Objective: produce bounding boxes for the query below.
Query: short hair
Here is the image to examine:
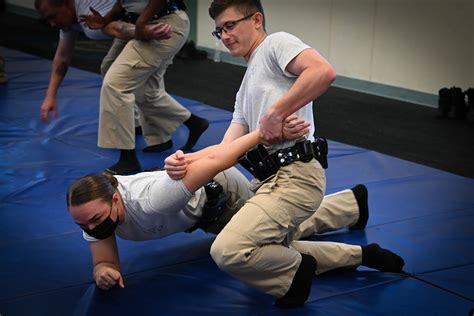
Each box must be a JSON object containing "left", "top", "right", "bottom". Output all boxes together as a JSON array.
[{"left": 209, "top": 0, "right": 265, "bottom": 28}]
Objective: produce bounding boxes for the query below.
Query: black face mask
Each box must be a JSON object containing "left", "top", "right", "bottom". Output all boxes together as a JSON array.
[{"left": 83, "top": 208, "right": 119, "bottom": 240}]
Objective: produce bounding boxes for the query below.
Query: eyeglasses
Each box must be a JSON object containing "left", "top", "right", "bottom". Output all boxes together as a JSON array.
[{"left": 211, "top": 12, "right": 256, "bottom": 40}]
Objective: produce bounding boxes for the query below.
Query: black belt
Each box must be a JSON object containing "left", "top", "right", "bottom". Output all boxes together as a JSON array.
[
  {"left": 238, "top": 138, "right": 328, "bottom": 181},
  {"left": 122, "top": 1, "right": 182, "bottom": 24}
]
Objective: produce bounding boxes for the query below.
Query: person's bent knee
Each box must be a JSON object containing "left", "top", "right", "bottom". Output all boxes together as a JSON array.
[
  {"left": 210, "top": 233, "right": 228, "bottom": 268},
  {"left": 101, "top": 72, "right": 123, "bottom": 93},
  {"left": 210, "top": 230, "right": 244, "bottom": 271}
]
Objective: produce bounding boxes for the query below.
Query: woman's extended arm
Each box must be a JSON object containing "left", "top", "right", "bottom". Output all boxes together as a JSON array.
[
  {"left": 165, "top": 115, "right": 310, "bottom": 181},
  {"left": 89, "top": 235, "right": 124, "bottom": 290},
  {"left": 181, "top": 131, "right": 260, "bottom": 192}
]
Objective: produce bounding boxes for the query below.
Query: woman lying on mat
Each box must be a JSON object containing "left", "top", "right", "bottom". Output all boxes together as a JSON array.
[{"left": 67, "top": 116, "right": 404, "bottom": 291}]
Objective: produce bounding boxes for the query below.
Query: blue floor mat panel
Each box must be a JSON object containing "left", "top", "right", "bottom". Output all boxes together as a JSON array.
[
  {"left": 310, "top": 208, "right": 474, "bottom": 274},
  {"left": 1, "top": 47, "right": 473, "bottom": 315},
  {"left": 418, "top": 264, "right": 474, "bottom": 301},
  {"left": 269, "top": 277, "right": 474, "bottom": 316}
]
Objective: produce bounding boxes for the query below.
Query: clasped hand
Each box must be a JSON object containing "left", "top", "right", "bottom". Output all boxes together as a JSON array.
[{"left": 79, "top": 7, "right": 172, "bottom": 41}]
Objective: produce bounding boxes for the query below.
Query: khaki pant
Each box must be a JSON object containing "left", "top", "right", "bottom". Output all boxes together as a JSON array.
[
  {"left": 210, "top": 160, "right": 362, "bottom": 298},
  {"left": 98, "top": 11, "right": 191, "bottom": 149},
  {"left": 100, "top": 38, "right": 144, "bottom": 129}
]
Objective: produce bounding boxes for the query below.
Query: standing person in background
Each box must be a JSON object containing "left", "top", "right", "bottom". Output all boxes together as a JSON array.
[
  {"left": 35, "top": 0, "right": 171, "bottom": 129},
  {"left": 81, "top": 0, "right": 209, "bottom": 175}
]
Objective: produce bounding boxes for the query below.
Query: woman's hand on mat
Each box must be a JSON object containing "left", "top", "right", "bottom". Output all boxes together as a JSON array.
[
  {"left": 144, "top": 23, "right": 172, "bottom": 41},
  {"left": 95, "top": 266, "right": 125, "bottom": 290},
  {"left": 40, "top": 96, "right": 58, "bottom": 123},
  {"left": 282, "top": 115, "right": 310, "bottom": 140},
  {"left": 164, "top": 150, "right": 187, "bottom": 180},
  {"left": 79, "top": 7, "right": 106, "bottom": 30}
]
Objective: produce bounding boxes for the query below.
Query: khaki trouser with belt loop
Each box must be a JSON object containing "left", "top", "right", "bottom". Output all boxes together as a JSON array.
[
  {"left": 210, "top": 160, "right": 363, "bottom": 298},
  {"left": 98, "top": 11, "right": 191, "bottom": 149}
]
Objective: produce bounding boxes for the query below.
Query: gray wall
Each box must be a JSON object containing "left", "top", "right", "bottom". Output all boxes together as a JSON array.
[{"left": 197, "top": 0, "right": 473, "bottom": 106}]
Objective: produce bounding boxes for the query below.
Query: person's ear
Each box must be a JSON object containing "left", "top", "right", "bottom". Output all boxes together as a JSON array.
[
  {"left": 253, "top": 12, "right": 264, "bottom": 29},
  {"left": 112, "top": 192, "right": 120, "bottom": 204}
]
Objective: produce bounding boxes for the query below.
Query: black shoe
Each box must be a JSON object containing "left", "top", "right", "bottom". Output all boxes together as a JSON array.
[
  {"left": 274, "top": 254, "right": 317, "bottom": 309},
  {"left": 466, "top": 88, "right": 474, "bottom": 108},
  {"left": 104, "top": 149, "right": 141, "bottom": 175},
  {"left": 143, "top": 140, "right": 173, "bottom": 153},
  {"left": 361, "top": 243, "right": 405, "bottom": 272},
  {"left": 437, "top": 87, "right": 452, "bottom": 119},
  {"left": 135, "top": 126, "right": 143, "bottom": 136},
  {"left": 180, "top": 115, "right": 209, "bottom": 151},
  {"left": 452, "top": 86, "right": 468, "bottom": 120},
  {"left": 105, "top": 161, "right": 141, "bottom": 175},
  {"left": 350, "top": 184, "right": 369, "bottom": 230}
]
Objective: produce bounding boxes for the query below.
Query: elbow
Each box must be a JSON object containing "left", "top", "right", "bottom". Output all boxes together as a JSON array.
[{"left": 325, "top": 64, "right": 336, "bottom": 85}]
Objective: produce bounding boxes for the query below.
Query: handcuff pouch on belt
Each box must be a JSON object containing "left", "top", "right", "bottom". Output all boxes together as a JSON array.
[
  {"left": 312, "top": 136, "right": 328, "bottom": 169},
  {"left": 186, "top": 180, "right": 236, "bottom": 235},
  {"left": 238, "top": 138, "right": 329, "bottom": 182}
]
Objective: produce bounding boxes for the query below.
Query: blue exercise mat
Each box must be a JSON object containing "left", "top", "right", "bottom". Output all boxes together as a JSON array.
[{"left": 1, "top": 47, "right": 473, "bottom": 315}]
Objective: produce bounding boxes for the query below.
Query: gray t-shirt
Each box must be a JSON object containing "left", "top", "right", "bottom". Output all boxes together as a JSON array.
[
  {"left": 232, "top": 32, "right": 316, "bottom": 152},
  {"left": 60, "top": 0, "right": 114, "bottom": 41},
  {"left": 83, "top": 171, "right": 205, "bottom": 242}
]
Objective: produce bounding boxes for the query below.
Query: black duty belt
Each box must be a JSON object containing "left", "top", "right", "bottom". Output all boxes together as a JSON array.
[
  {"left": 122, "top": 1, "right": 185, "bottom": 24},
  {"left": 238, "top": 138, "right": 328, "bottom": 181}
]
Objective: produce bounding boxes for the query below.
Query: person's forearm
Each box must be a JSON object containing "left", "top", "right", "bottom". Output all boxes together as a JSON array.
[
  {"left": 90, "top": 237, "right": 122, "bottom": 281},
  {"left": 220, "top": 122, "right": 249, "bottom": 144},
  {"left": 187, "top": 131, "right": 259, "bottom": 168},
  {"left": 183, "top": 145, "right": 220, "bottom": 164},
  {"left": 46, "top": 59, "right": 69, "bottom": 98},
  {"left": 269, "top": 65, "right": 336, "bottom": 120},
  {"left": 46, "top": 40, "right": 75, "bottom": 98},
  {"left": 103, "top": 21, "right": 136, "bottom": 40},
  {"left": 213, "top": 130, "right": 260, "bottom": 166},
  {"left": 183, "top": 131, "right": 260, "bottom": 192}
]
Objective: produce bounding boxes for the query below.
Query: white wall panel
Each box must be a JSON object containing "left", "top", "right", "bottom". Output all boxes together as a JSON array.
[
  {"left": 329, "top": 0, "right": 375, "bottom": 81},
  {"left": 372, "top": 0, "right": 472, "bottom": 93}
]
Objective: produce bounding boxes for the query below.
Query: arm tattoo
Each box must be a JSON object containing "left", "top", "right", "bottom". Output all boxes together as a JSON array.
[
  {"left": 118, "top": 24, "right": 136, "bottom": 39},
  {"left": 56, "top": 62, "right": 69, "bottom": 77}
]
